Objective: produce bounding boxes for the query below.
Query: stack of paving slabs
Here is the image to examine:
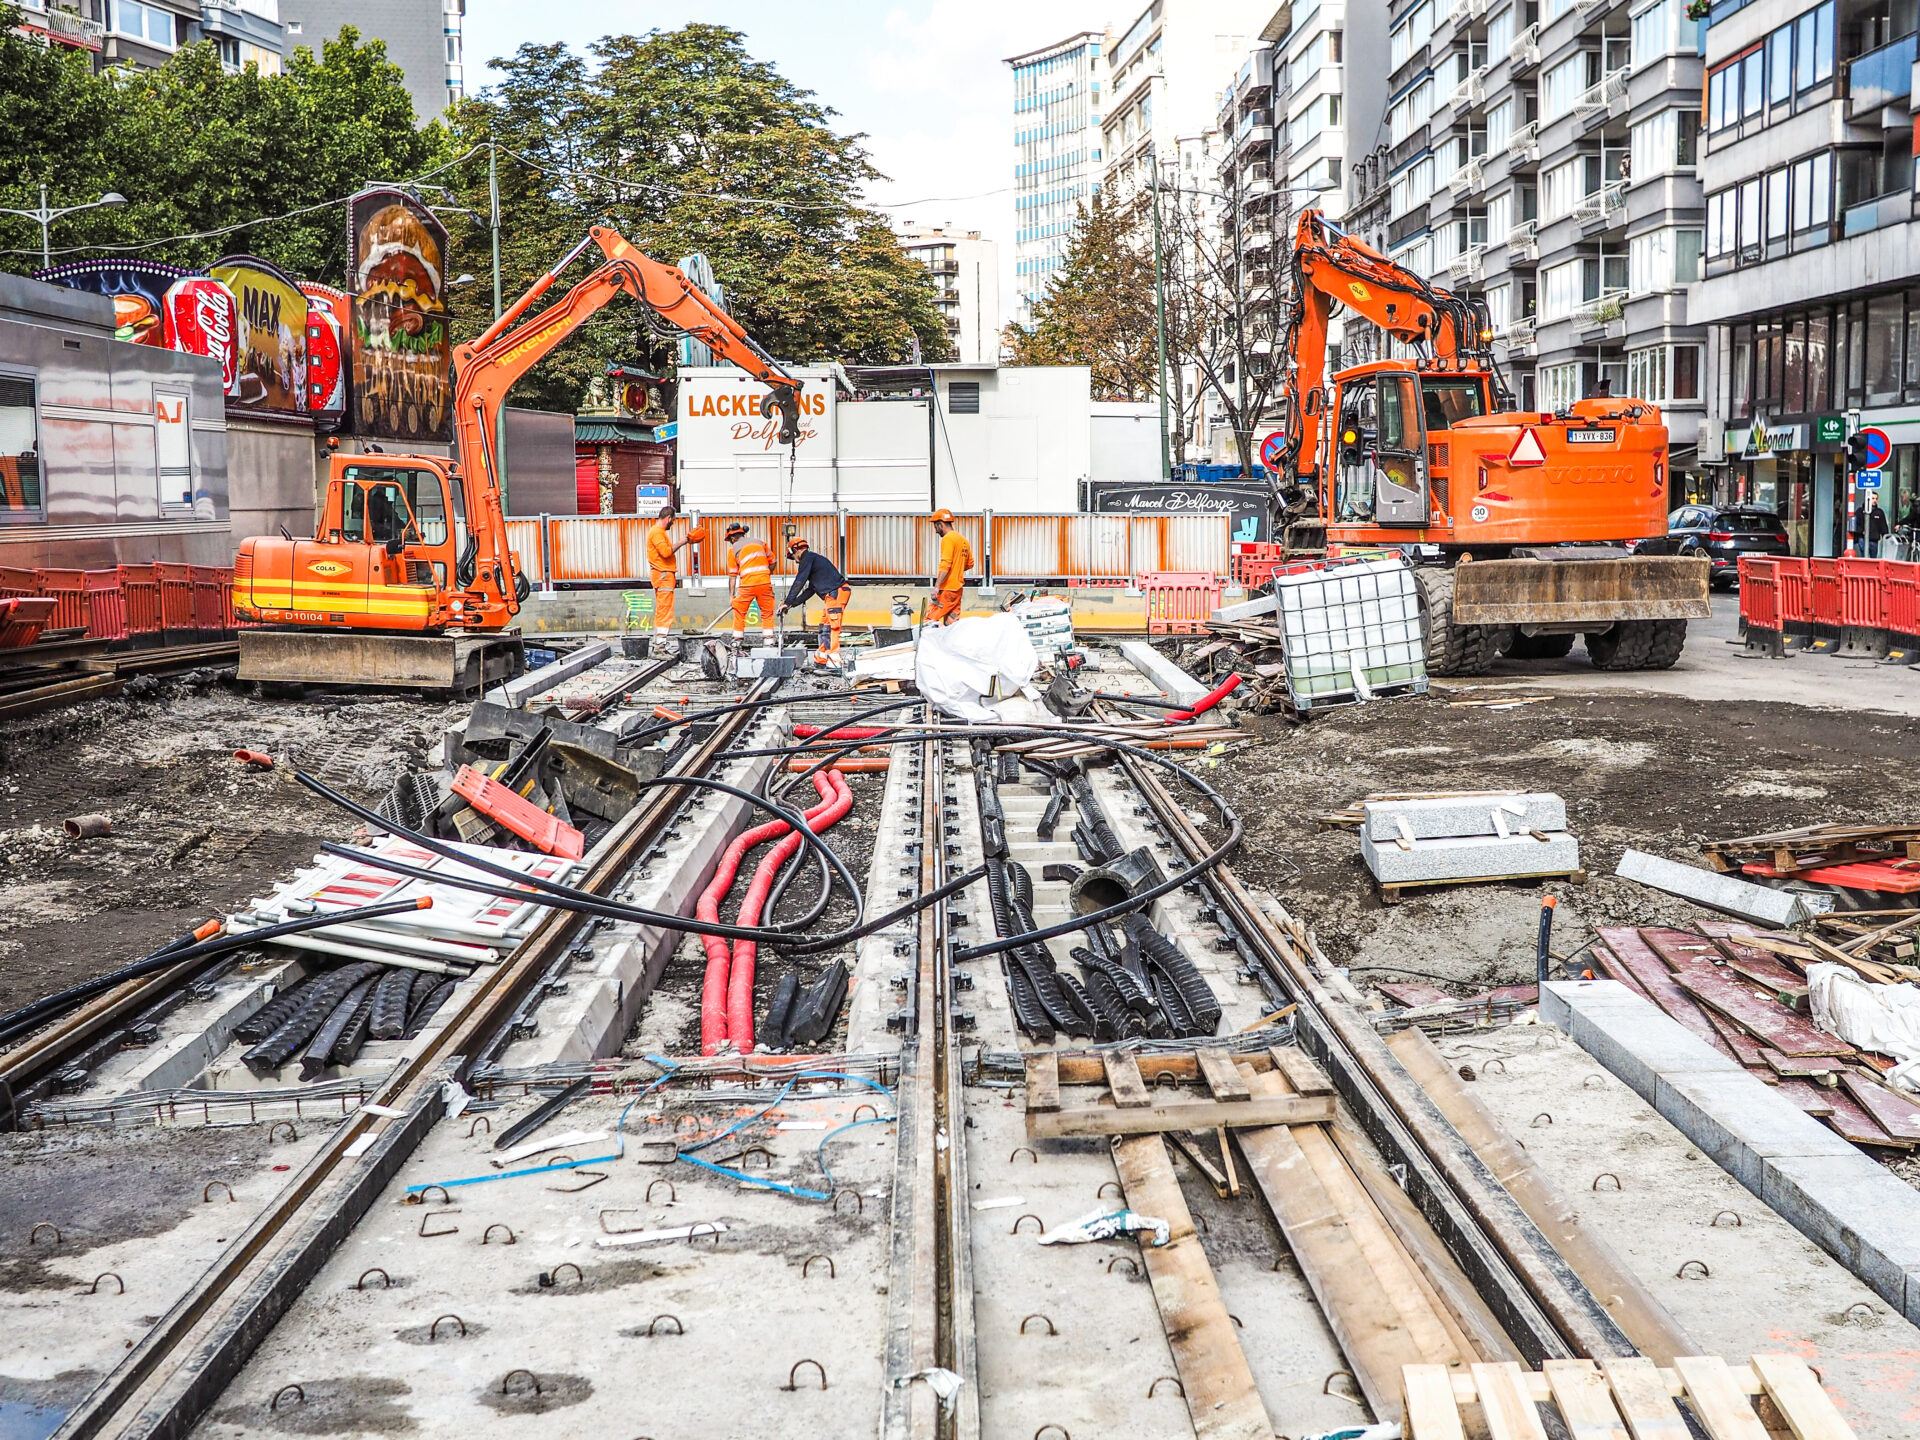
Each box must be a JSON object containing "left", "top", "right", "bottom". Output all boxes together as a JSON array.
[
  {"left": 1589, "top": 922, "right": 1920, "bottom": 1150},
  {"left": 1359, "top": 792, "right": 1580, "bottom": 900}
]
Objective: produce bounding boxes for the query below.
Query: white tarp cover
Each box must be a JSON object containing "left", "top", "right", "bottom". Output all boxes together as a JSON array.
[
  {"left": 1808, "top": 961, "right": 1920, "bottom": 1092},
  {"left": 915, "top": 613, "right": 1039, "bottom": 721}
]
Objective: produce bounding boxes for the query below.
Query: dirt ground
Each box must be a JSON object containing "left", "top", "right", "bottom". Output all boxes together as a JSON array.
[
  {"left": 1208, "top": 688, "right": 1920, "bottom": 995},
  {"left": 0, "top": 675, "right": 456, "bottom": 1015}
]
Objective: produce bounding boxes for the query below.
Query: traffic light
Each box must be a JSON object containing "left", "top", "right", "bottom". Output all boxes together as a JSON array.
[{"left": 1846, "top": 432, "right": 1873, "bottom": 469}]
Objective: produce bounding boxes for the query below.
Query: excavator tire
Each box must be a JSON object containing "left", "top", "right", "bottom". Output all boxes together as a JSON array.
[
  {"left": 1503, "top": 631, "right": 1577, "bottom": 660},
  {"left": 1416, "top": 568, "right": 1499, "bottom": 677},
  {"left": 1584, "top": 621, "right": 1656, "bottom": 670},
  {"left": 1643, "top": 619, "right": 1687, "bottom": 670}
]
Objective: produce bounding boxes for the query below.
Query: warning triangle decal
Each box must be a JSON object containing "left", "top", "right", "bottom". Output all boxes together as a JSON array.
[{"left": 1508, "top": 428, "right": 1547, "bottom": 466}]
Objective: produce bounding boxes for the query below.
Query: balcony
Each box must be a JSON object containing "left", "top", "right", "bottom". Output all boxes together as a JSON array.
[
  {"left": 1575, "top": 179, "right": 1627, "bottom": 226},
  {"left": 1511, "top": 23, "right": 1541, "bottom": 72},
  {"left": 1845, "top": 33, "right": 1916, "bottom": 121},
  {"left": 929, "top": 259, "right": 960, "bottom": 276},
  {"left": 1446, "top": 244, "right": 1488, "bottom": 283},
  {"left": 14, "top": 1, "right": 104, "bottom": 48},
  {"left": 1506, "top": 218, "right": 1539, "bottom": 260},
  {"left": 1446, "top": 157, "right": 1485, "bottom": 197},
  {"left": 1502, "top": 317, "right": 1538, "bottom": 356},
  {"left": 1573, "top": 287, "right": 1629, "bottom": 330},
  {"left": 1509, "top": 121, "right": 1540, "bottom": 162},
  {"left": 1575, "top": 68, "right": 1630, "bottom": 119},
  {"left": 1450, "top": 66, "right": 1487, "bottom": 109},
  {"left": 1842, "top": 188, "right": 1911, "bottom": 237},
  {"left": 1467, "top": 0, "right": 1490, "bottom": 17}
]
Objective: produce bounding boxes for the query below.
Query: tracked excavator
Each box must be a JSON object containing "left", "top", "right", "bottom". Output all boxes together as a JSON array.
[
  {"left": 233, "top": 226, "right": 803, "bottom": 693},
  {"left": 1273, "top": 211, "right": 1708, "bottom": 674}
]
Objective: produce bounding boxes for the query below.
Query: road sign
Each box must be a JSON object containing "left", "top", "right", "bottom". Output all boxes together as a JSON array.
[
  {"left": 653, "top": 420, "right": 678, "bottom": 442},
  {"left": 1858, "top": 468, "right": 1883, "bottom": 489},
  {"left": 1815, "top": 415, "right": 1846, "bottom": 444},
  {"left": 1508, "top": 428, "right": 1547, "bottom": 466},
  {"left": 1260, "top": 431, "right": 1287, "bottom": 470},
  {"left": 1859, "top": 426, "right": 1892, "bottom": 469}
]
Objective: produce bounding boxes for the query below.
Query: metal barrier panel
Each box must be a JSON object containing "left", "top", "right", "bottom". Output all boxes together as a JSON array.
[
  {"left": 1837, "top": 558, "right": 1888, "bottom": 628},
  {"left": 504, "top": 519, "right": 542, "bottom": 586},
  {"left": 690, "top": 514, "right": 839, "bottom": 577},
  {"left": 547, "top": 515, "right": 642, "bottom": 583},
  {"left": 1060, "top": 514, "right": 1135, "bottom": 579},
  {"left": 1738, "top": 557, "right": 1781, "bottom": 633},
  {"left": 846, "top": 513, "right": 934, "bottom": 577},
  {"left": 1887, "top": 561, "right": 1920, "bottom": 637},
  {"left": 1774, "top": 557, "right": 1812, "bottom": 626},
  {"left": 1808, "top": 557, "right": 1840, "bottom": 627},
  {"left": 1160, "top": 515, "right": 1233, "bottom": 576}
]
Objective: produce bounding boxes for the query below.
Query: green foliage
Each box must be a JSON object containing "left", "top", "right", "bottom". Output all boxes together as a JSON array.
[
  {"left": 0, "top": 11, "right": 442, "bottom": 283},
  {"left": 1004, "top": 189, "right": 1160, "bottom": 402},
  {"left": 441, "top": 24, "right": 952, "bottom": 411}
]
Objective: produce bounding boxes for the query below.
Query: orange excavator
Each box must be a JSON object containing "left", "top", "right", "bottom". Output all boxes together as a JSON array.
[
  {"left": 234, "top": 226, "right": 802, "bottom": 692},
  {"left": 1276, "top": 211, "right": 1708, "bottom": 674}
]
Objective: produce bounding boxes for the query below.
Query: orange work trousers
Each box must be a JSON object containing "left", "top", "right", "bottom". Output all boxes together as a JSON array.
[
  {"left": 812, "top": 584, "right": 852, "bottom": 654},
  {"left": 731, "top": 583, "right": 777, "bottom": 637},
  {"left": 650, "top": 569, "right": 676, "bottom": 631},
  {"left": 927, "top": 587, "right": 963, "bottom": 625}
]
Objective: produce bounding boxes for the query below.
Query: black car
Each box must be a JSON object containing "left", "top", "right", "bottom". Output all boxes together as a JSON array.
[{"left": 1634, "top": 505, "right": 1790, "bottom": 588}]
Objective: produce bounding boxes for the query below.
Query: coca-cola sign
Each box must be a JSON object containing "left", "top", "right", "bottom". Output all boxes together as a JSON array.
[{"left": 163, "top": 276, "right": 240, "bottom": 395}]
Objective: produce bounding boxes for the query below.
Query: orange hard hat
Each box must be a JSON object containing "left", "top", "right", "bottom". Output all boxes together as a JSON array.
[{"left": 930, "top": 509, "right": 955, "bottom": 523}]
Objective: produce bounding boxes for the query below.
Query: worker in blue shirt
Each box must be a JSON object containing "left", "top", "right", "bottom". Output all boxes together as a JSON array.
[{"left": 778, "top": 536, "right": 852, "bottom": 666}]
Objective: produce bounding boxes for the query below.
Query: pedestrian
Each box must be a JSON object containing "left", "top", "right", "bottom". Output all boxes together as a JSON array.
[
  {"left": 723, "top": 521, "right": 777, "bottom": 648},
  {"left": 778, "top": 536, "right": 852, "bottom": 668},
  {"left": 644, "top": 504, "right": 699, "bottom": 656},
  {"left": 1853, "top": 493, "right": 1891, "bottom": 558},
  {"left": 927, "top": 509, "right": 972, "bottom": 626}
]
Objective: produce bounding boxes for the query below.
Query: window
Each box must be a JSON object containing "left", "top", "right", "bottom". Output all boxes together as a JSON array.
[
  {"left": 1790, "top": 151, "right": 1831, "bottom": 230},
  {"left": 1487, "top": 6, "right": 1514, "bottom": 58},
  {"left": 339, "top": 483, "right": 367, "bottom": 543},
  {"left": 1630, "top": 110, "right": 1683, "bottom": 180},
  {"left": 1541, "top": 258, "right": 1584, "bottom": 320},
  {"left": 344, "top": 465, "right": 447, "bottom": 545},
  {"left": 0, "top": 374, "right": 41, "bottom": 521},
  {"left": 1767, "top": 27, "right": 1792, "bottom": 105},
  {"left": 1541, "top": 54, "right": 1589, "bottom": 123},
  {"left": 1485, "top": 282, "right": 1511, "bottom": 331},
  {"left": 1486, "top": 99, "right": 1513, "bottom": 155},
  {"left": 1487, "top": 189, "right": 1513, "bottom": 243},
  {"left": 112, "top": 0, "right": 177, "bottom": 46},
  {"left": 1802, "top": 1, "right": 1833, "bottom": 88},
  {"left": 1628, "top": 345, "right": 1669, "bottom": 402},
  {"left": 1423, "top": 379, "right": 1487, "bottom": 429},
  {"left": 1674, "top": 345, "right": 1700, "bottom": 400},
  {"left": 1541, "top": 158, "right": 1583, "bottom": 219},
  {"left": 446, "top": 34, "right": 463, "bottom": 63},
  {"left": 1388, "top": 78, "right": 1434, "bottom": 146},
  {"left": 1630, "top": 0, "right": 1698, "bottom": 67},
  {"left": 1766, "top": 167, "right": 1789, "bottom": 243},
  {"left": 1868, "top": 298, "right": 1903, "bottom": 404},
  {"left": 1389, "top": 155, "right": 1436, "bottom": 217},
  {"left": 947, "top": 382, "right": 981, "bottom": 414},
  {"left": 1630, "top": 229, "right": 1675, "bottom": 293},
  {"left": 1540, "top": 362, "right": 1580, "bottom": 409},
  {"left": 155, "top": 389, "right": 191, "bottom": 508},
  {"left": 1391, "top": 2, "right": 1432, "bottom": 70}
]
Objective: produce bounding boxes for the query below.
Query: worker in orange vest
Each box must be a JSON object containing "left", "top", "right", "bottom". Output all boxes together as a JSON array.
[
  {"left": 779, "top": 536, "right": 851, "bottom": 667},
  {"left": 645, "top": 504, "right": 698, "bottom": 656},
  {"left": 723, "top": 521, "right": 777, "bottom": 647},
  {"left": 928, "top": 509, "right": 971, "bottom": 625}
]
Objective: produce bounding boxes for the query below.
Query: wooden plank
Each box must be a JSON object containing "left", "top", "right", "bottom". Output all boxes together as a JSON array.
[
  {"left": 1102, "top": 1049, "right": 1152, "bottom": 1107},
  {"left": 1053, "top": 1051, "right": 1274, "bottom": 1085},
  {"left": 1762, "top": 1050, "right": 1844, "bottom": 1079},
  {"left": 1770, "top": 1079, "right": 1837, "bottom": 1119},
  {"left": 1543, "top": 1359, "right": 1629, "bottom": 1439},
  {"left": 1839, "top": 1072, "right": 1920, "bottom": 1142},
  {"left": 1377, "top": 981, "right": 1456, "bottom": 1007},
  {"left": 1027, "top": 1093, "right": 1336, "bottom": 1139},
  {"left": 1598, "top": 1356, "right": 1691, "bottom": 1440},
  {"left": 1596, "top": 929, "right": 1740, "bottom": 1060},
  {"left": 1749, "top": 1352, "right": 1859, "bottom": 1440},
  {"left": 1195, "top": 1046, "right": 1251, "bottom": 1101},
  {"left": 1270, "top": 1044, "right": 1335, "bottom": 1096},
  {"left": 1817, "top": 1084, "right": 1909, "bottom": 1149},
  {"left": 1670, "top": 968, "right": 1854, "bottom": 1058},
  {"left": 1710, "top": 940, "right": 1807, "bottom": 991},
  {"left": 1590, "top": 941, "right": 1655, "bottom": 1000},
  {"left": 1111, "top": 1135, "right": 1271, "bottom": 1440},
  {"left": 1216, "top": 1127, "right": 1239, "bottom": 1196},
  {"left": 1473, "top": 1361, "right": 1551, "bottom": 1440},
  {"left": 1672, "top": 1356, "right": 1770, "bottom": 1440},
  {"left": 1165, "top": 1130, "right": 1232, "bottom": 1197},
  {"left": 1699, "top": 1006, "right": 1769, "bottom": 1069},
  {"left": 1402, "top": 1365, "right": 1467, "bottom": 1440},
  {"left": 1023, "top": 1051, "right": 1060, "bottom": 1114}
]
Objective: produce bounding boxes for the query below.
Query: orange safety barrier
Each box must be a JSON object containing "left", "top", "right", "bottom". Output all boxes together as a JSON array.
[
  {"left": 450, "top": 764, "right": 584, "bottom": 859},
  {"left": 188, "top": 565, "right": 224, "bottom": 632},
  {"left": 1774, "top": 557, "right": 1812, "bottom": 630},
  {"left": 1808, "top": 557, "right": 1841, "bottom": 631},
  {"left": 34, "top": 569, "right": 89, "bottom": 633},
  {"left": 0, "top": 595, "right": 57, "bottom": 649},
  {"left": 1737, "top": 556, "right": 1782, "bottom": 652},
  {"left": 155, "top": 563, "right": 195, "bottom": 633},
  {"left": 83, "top": 570, "right": 127, "bottom": 641},
  {"left": 0, "top": 566, "right": 37, "bottom": 599},
  {"left": 118, "top": 564, "right": 162, "bottom": 636},
  {"left": 1887, "top": 561, "right": 1920, "bottom": 640},
  {"left": 1140, "top": 570, "right": 1223, "bottom": 635},
  {"left": 1837, "top": 558, "right": 1888, "bottom": 630}
]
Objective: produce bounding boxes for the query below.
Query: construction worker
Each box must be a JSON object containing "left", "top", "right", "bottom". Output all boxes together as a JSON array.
[
  {"left": 645, "top": 504, "right": 698, "bottom": 655},
  {"left": 928, "top": 508, "right": 972, "bottom": 625},
  {"left": 723, "top": 521, "right": 777, "bottom": 647},
  {"left": 779, "top": 536, "right": 852, "bottom": 667}
]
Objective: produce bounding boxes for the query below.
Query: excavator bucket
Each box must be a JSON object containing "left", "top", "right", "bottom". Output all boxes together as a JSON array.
[
  {"left": 237, "top": 629, "right": 525, "bottom": 698},
  {"left": 1451, "top": 555, "right": 1711, "bottom": 627}
]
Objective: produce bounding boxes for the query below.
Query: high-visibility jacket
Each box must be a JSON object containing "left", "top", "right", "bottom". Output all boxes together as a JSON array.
[
  {"left": 646, "top": 523, "right": 677, "bottom": 574},
  {"left": 937, "top": 529, "right": 972, "bottom": 590},
  {"left": 727, "top": 540, "right": 773, "bottom": 585}
]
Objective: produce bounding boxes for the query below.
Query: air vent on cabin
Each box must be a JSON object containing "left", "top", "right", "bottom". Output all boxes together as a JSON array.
[{"left": 947, "top": 382, "right": 980, "bottom": 414}]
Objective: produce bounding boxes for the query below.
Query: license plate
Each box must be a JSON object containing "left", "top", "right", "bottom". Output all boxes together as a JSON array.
[{"left": 1566, "top": 428, "right": 1616, "bottom": 444}]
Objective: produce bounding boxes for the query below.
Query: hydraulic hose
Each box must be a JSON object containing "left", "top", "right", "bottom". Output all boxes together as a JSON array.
[{"left": 728, "top": 770, "right": 853, "bottom": 1052}]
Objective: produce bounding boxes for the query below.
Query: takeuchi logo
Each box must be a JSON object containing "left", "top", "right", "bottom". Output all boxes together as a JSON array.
[{"left": 306, "top": 560, "right": 352, "bottom": 576}]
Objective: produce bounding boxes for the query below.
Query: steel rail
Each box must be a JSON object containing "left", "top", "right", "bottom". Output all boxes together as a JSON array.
[
  {"left": 1090, "top": 698, "right": 1637, "bottom": 1367},
  {"left": 51, "top": 676, "right": 784, "bottom": 1440}
]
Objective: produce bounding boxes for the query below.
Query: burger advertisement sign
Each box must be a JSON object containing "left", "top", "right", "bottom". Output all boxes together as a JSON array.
[{"left": 348, "top": 188, "right": 452, "bottom": 444}]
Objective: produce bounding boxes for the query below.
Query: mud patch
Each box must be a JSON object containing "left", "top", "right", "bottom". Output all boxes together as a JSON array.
[
  {"left": 392, "top": 1318, "right": 488, "bottom": 1344},
  {"left": 211, "top": 1375, "right": 415, "bottom": 1435},
  {"left": 507, "top": 1256, "right": 665, "bottom": 1295},
  {"left": 475, "top": 1371, "right": 591, "bottom": 1415}
]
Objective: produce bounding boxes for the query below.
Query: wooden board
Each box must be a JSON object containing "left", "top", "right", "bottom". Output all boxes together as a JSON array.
[
  {"left": 1111, "top": 1135, "right": 1271, "bottom": 1440},
  {"left": 1052, "top": 1051, "right": 1276, "bottom": 1085},
  {"left": 1761, "top": 1049, "right": 1844, "bottom": 1079},
  {"left": 1194, "top": 1046, "right": 1250, "bottom": 1101},
  {"left": 1589, "top": 941, "right": 1655, "bottom": 1000},
  {"left": 1473, "top": 1362, "right": 1551, "bottom": 1440},
  {"left": 1026, "top": 1092, "right": 1335, "bottom": 1140},
  {"left": 1670, "top": 1356, "right": 1770, "bottom": 1440},
  {"left": 1817, "top": 1084, "right": 1908, "bottom": 1149},
  {"left": 1023, "top": 1051, "right": 1059, "bottom": 1113},
  {"left": 1840, "top": 1071, "right": 1920, "bottom": 1142},
  {"left": 1750, "top": 1352, "right": 1860, "bottom": 1440},
  {"left": 1376, "top": 981, "right": 1455, "bottom": 1007},
  {"left": 1670, "top": 968, "right": 1853, "bottom": 1058},
  {"left": 1770, "top": 1078, "right": 1838, "bottom": 1119},
  {"left": 1102, "top": 1049, "right": 1151, "bottom": 1108},
  {"left": 1543, "top": 1359, "right": 1630, "bottom": 1440},
  {"left": 1270, "top": 1044, "right": 1335, "bottom": 1096},
  {"left": 1379, "top": 867, "right": 1585, "bottom": 903},
  {"left": 1594, "top": 929, "right": 1738, "bottom": 1061},
  {"left": 1596, "top": 1356, "right": 1690, "bottom": 1440},
  {"left": 1403, "top": 1364, "right": 1467, "bottom": 1440}
]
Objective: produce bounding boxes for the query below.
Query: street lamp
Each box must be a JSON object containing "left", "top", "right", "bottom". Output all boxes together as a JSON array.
[{"left": 0, "top": 186, "right": 127, "bottom": 269}]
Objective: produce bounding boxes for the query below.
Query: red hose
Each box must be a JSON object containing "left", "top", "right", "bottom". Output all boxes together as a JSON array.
[
  {"left": 1166, "top": 673, "right": 1241, "bottom": 723},
  {"left": 727, "top": 769, "right": 853, "bottom": 1051},
  {"left": 791, "top": 723, "right": 889, "bottom": 740}
]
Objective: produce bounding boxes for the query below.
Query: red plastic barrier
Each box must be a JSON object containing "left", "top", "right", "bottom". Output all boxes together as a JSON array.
[
  {"left": 449, "top": 765, "right": 584, "bottom": 859},
  {"left": 220, "top": 571, "right": 239, "bottom": 629},
  {"left": 1774, "top": 557, "right": 1812, "bottom": 627},
  {"left": 188, "top": 564, "right": 223, "bottom": 631},
  {"left": 0, "top": 596, "right": 57, "bottom": 648},
  {"left": 1808, "top": 557, "right": 1841, "bottom": 627},
  {"left": 1141, "top": 570, "right": 1224, "bottom": 635},
  {"left": 155, "top": 563, "right": 194, "bottom": 632},
  {"left": 34, "top": 569, "right": 88, "bottom": 633},
  {"left": 1738, "top": 556, "right": 1782, "bottom": 633},
  {"left": 0, "top": 566, "right": 37, "bottom": 599},
  {"left": 117, "top": 564, "right": 162, "bottom": 636},
  {"left": 1887, "top": 561, "right": 1920, "bottom": 637},
  {"left": 1837, "top": 558, "right": 1889, "bottom": 629},
  {"left": 83, "top": 570, "right": 127, "bottom": 641}
]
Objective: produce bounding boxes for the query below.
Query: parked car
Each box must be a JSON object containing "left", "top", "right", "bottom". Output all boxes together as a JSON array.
[{"left": 1633, "top": 505, "right": 1790, "bottom": 588}]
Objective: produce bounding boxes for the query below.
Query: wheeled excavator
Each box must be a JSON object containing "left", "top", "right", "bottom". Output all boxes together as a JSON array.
[
  {"left": 1274, "top": 211, "right": 1709, "bottom": 674},
  {"left": 233, "top": 227, "right": 803, "bottom": 693}
]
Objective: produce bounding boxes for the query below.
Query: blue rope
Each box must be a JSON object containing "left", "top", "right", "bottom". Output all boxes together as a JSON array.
[
  {"left": 676, "top": 1150, "right": 831, "bottom": 1201},
  {"left": 816, "top": 1114, "right": 896, "bottom": 1192}
]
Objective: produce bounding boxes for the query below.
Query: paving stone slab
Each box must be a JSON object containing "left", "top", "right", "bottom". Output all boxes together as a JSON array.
[
  {"left": 1363, "top": 792, "right": 1566, "bottom": 842},
  {"left": 1361, "top": 829, "right": 1580, "bottom": 884}
]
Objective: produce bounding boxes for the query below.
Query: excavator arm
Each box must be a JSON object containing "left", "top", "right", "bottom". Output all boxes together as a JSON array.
[
  {"left": 449, "top": 225, "right": 803, "bottom": 602},
  {"left": 1280, "top": 210, "right": 1491, "bottom": 486}
]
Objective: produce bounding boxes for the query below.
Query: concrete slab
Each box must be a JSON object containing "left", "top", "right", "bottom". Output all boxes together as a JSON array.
[
  {"left": 1544, "top": 978, "right": 1920, "bottom": 1326},
  {"left": 1615, "top": 849, "right": 1832, "bottom": 926},
  {"left": 1364, "top": 793, "right": 1566, "bottom": 842},
  {"left": 1361, "top": 829, "right": 1580, "bottom": 884},
  {"left": 1115, "top": 641, "right": 1208, "bottom": 704},
  {"left": 1210, "top": 593, "right": 1277, "bottom": 623},
  {"left": 493, "top": 642, "right": 611, "bottom": 709}
]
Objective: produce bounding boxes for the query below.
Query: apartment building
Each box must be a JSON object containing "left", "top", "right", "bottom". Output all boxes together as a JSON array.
[
  {"left": 279, "top": 0, "right": 464, "bottom": 118},
  {"left": 898, "top": 226, "right": 1001, "bottom": 364},
  {"left": 1380, "top": 0, "right": 1707, "bottom": 490},
  {"left": 1102, "top": 0, "right": 1274, "bottom": 196},
  {"left": 1694, "top": 0, "right": 1920, "bottom": 556},
  {"left": 1007, "top": 31, "right": 1107, "bottom": 325},
  {"left": 198, "top": 0, "right": 286, "bottom": 73},
  {"left": 11, "top": 0, "right": 106, "bottom": 54}
]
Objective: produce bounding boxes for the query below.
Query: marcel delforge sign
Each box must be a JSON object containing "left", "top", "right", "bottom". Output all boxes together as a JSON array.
[{"left": 677, "top": 372, "right": 832, "bottom": 456}]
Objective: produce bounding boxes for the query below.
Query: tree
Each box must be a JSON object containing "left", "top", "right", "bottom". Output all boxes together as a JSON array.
[
  {"left": 0, "top": 12, "right": 443, "bottom": 283},
  {"left": 1003, "top": 189, "right": 1159, "bottom": 401},
  {"left": 440, "top": 25, "right": 952, "bottom": 412}
]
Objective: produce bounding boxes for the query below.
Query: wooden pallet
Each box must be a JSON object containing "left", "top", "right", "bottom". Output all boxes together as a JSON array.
[
  {"left": 1702, "top": 822, "right": 1920, "bottom": 876},
  {"left": 1022, "top": 1046, "right": 1334, "bottom": 1139},
  {"left": 1403, "top": 1352, "right": 1856, "bottom": 1440},
  {"left": 1379, "top": 868, "right": 1587, "bottom": 905}
]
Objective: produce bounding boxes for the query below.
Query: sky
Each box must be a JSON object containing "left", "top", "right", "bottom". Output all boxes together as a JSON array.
[{"left": 463, "top": 1, "right": 1122, "bottom": 327}]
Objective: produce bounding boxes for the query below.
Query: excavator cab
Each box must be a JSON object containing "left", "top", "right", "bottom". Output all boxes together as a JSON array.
[{"left": 1334, "top": 367, "right": 1429, "bottom": 526}]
